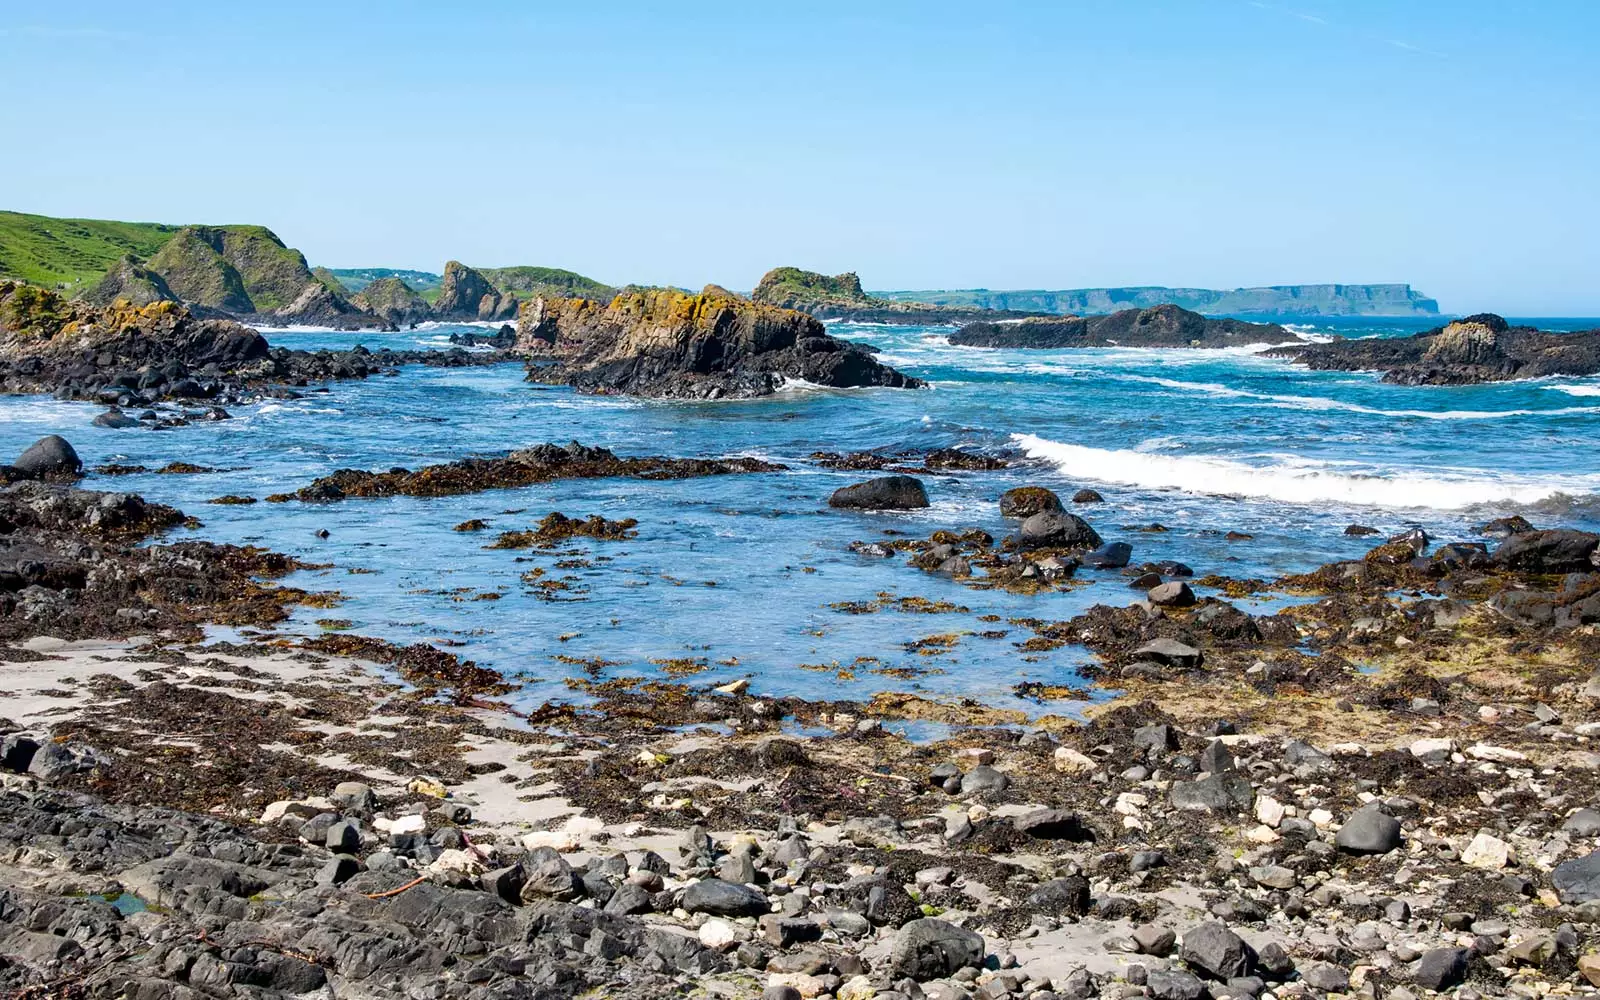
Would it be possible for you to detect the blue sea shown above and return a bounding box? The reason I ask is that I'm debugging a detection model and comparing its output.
[5,317,1599,720]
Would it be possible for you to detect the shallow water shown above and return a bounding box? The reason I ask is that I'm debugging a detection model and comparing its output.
[4,317,1598,716]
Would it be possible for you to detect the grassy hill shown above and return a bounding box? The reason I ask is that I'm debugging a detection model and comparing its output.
[0,211,180,293]
[480,265,614,301]
[323,268,444,296]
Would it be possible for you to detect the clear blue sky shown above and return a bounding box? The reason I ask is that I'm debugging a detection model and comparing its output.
[3,2,1596,314]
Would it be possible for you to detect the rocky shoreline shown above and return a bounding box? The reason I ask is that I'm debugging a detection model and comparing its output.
[8,438,1600,999]
[949,307,1290,350]
[1264,315,1600,385]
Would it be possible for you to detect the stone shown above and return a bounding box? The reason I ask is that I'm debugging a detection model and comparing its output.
[719,852,757,885]
[1133,924,1176,957]
[1199,739,1235,773]
[1132,638,1203,669]
[480,864,525,903]
[1408,737,1456,761]
[889,918,986,980]
[1254,795,1286,828]
[1134,723,1178,750]
[1083,541,1133,568]
[1000,486,1064,518]
[1248,866,1297,889]
[1412,948,1469,992]
[1461,832,1512,869]
[1180,922,1251,980]
[1018,511,1103,550]
[1563,808,1600,836]
[829,476,930,510]
[316,855,360,886]
[324,820,361,853]
[1026,877,1091,915]
[764,987,804,1000]
[14,435,82,478]
[760,914,822,948]
[960,765,1009,795]
[1579,954,1600,988]
[1334,803,1402,855]
[1552,849,1600,903]
[1148,581,1196,607]
[1300,961,1349,992]
[683,878,769,917]
[1506,934,1557,966]
[1053,746,1098,774]
[699,918,739,950]
[1146,969,1205,1000]
[26,743,82,781]
[521,847,581,900]
[331,781,377,813]
[0,734,40,773]
[1012,808,1091,841]
[1170,772,1254,814]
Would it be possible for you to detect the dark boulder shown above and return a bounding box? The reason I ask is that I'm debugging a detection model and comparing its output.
[1334,803,1403,855]
[1072,488,1104,503]
[1552,849,1600,904]
[999,486,1064,518]
[1026,876,1091,915]
[13,435,82,479]
[1180,922,1252,980]
[1083,541,1132,568]
[829,475,930,511]
[682,878,769,917]
[1412,947,1469,991]
[1012,808,1093,841]
[1018,511,1102,550]
[1148,581,1196,607]
[1493,530,1600,574]
[888,918,985,980]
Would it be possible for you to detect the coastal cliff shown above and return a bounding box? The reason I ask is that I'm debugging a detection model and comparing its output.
[883,283,1441,318]
[433,261,518,321]
[752,267,1042,324]
[1267,314,1600,385]
[353,276,432,327]
[950,304,1291,349]
[517,285,923,398]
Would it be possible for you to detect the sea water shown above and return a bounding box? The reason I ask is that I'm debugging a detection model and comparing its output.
[3,317,1597,716]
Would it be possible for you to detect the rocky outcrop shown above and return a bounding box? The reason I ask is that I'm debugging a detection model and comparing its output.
[516,287,924,398]
[950,304,1290,349]
[78,254,180,309]
[881,282,1442,318]
[1267,314,1600,384]
[752,267,1042,325]
[354,276,432,327]
[139,224,383,328]
[434,261,518,321]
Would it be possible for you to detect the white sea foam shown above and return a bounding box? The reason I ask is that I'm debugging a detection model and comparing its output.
[1547,384,1600,397]
[1013,433,1597,509]
[1110,374,1600,420]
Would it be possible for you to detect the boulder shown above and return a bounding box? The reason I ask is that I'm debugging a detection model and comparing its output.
[1148,581,1196,607]
[1131,638,1203,669]
[1083,541,1132,568]
[1146,969,1205,1000]
[888,918,986,980]
[1334,803,1402,855]
[829,476,930,510]
[1170,772,1254,814]
[13,436,82,479]
[1412,947,1469,991]
[1025,876,1091,915]
[682,878,769,917]
[1072,488,1104,503]
[1180,922,1252,980]
[999,486,1064,518]
[1492,529,1600,574]
[1018,511,1103,550]
[1012,808,1092,841]
[1553,849,1600,903]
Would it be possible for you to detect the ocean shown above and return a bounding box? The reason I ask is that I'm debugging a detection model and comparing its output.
[5,317,1598,725]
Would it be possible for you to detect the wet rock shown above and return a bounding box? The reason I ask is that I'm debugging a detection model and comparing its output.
[1131,638,1202,669]
[1083,541,1132,568]
[1000,486,1064,518]
[960,764,1009,795]
[889,918,986,980]
[1072,489,1104,504]
[1334,803,1402,855]
[683,878,769,917]
[14,435,83,478]
[1492,529,1600,573]
[829,475,931,511]
[1412,947,1469,991]
[1018,511,1103,550]
[1180,922,1252,980]
[1148,581,1196,607]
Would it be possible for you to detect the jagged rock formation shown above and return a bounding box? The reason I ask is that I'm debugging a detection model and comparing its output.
[882,283,1442,318]
[752,267,1041,325]
[434,261,518,321]
[1266,314,1600,385]
[141,225,381,328]
[516,286,924,398]
[353,276,432,327]
[950,304,1290,349]
[78,254,180,308]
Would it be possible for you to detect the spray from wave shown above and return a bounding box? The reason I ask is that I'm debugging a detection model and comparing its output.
[1112,374,1600,420]
[1013,433,1597,509]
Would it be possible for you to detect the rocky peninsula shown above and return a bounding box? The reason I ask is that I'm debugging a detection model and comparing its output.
[753,268,1044,325]
[517,286,924,398]
[949,305,1291,349]
[1265,315,1600,385]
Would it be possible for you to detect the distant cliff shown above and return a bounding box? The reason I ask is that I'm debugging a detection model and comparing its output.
[879,284,1440,318]
[752,267,1042,324]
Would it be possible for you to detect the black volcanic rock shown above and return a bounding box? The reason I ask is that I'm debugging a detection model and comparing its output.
[950,304,1289,349]
[1266,314,1600,384]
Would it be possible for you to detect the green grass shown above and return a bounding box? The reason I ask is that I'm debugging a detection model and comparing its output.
[323,267,444,295]
[0,210,180,292]
[479,265,614,300]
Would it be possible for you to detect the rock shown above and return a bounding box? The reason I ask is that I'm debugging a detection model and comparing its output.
[1000,486,1064,518]
[1408,737,1456,761]
[1299,961,1349,992]
[1461,832,1512,869]
[0,734,40,773]
[1563,808,1600,836]
[480,864,526,903]
[14,435,82,478]
[764,987,805,1000]
[1053,746,1098,774]
[1018,511,1103,550]
[1199,739,1235,773]
[1026,877,1091,915]
[1170,772,1254,814]
[1492,529,1600,574]
[324,820,361,853]
[1134,723,1179,750]
[92,408,142,429]
[1334,803,1402,855]
[960,764,1009,795]
[330,781,377,813]
[1507,934,1557,967]
[1148,581,1196,607]
[316,855,360,886]
[889,918,986,981]
[1133,924,1177,957]
[1012,809,1092,841]
[1145,968,1205,1000]
[1552,849,1600,903]
[683,878,769,917]
[829,475,930,510]
[1412,947,1469,992]
[699,918,740,950]
[1132,638,1202,669]
[26,743,83,781]
[1248,866,1297,890]
[1579,954,1600,988]
[1072,488,1104,503]
[1179,922,1251,980]
[521,846,581,900]
[1083,541,1132,569]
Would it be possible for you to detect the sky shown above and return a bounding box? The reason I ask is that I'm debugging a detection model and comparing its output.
[2,1,1596,314]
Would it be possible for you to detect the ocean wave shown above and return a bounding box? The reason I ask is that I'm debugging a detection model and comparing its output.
[1112,374,1600,420]
[1013,433,1598,509]
[1547,384,1600,397]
